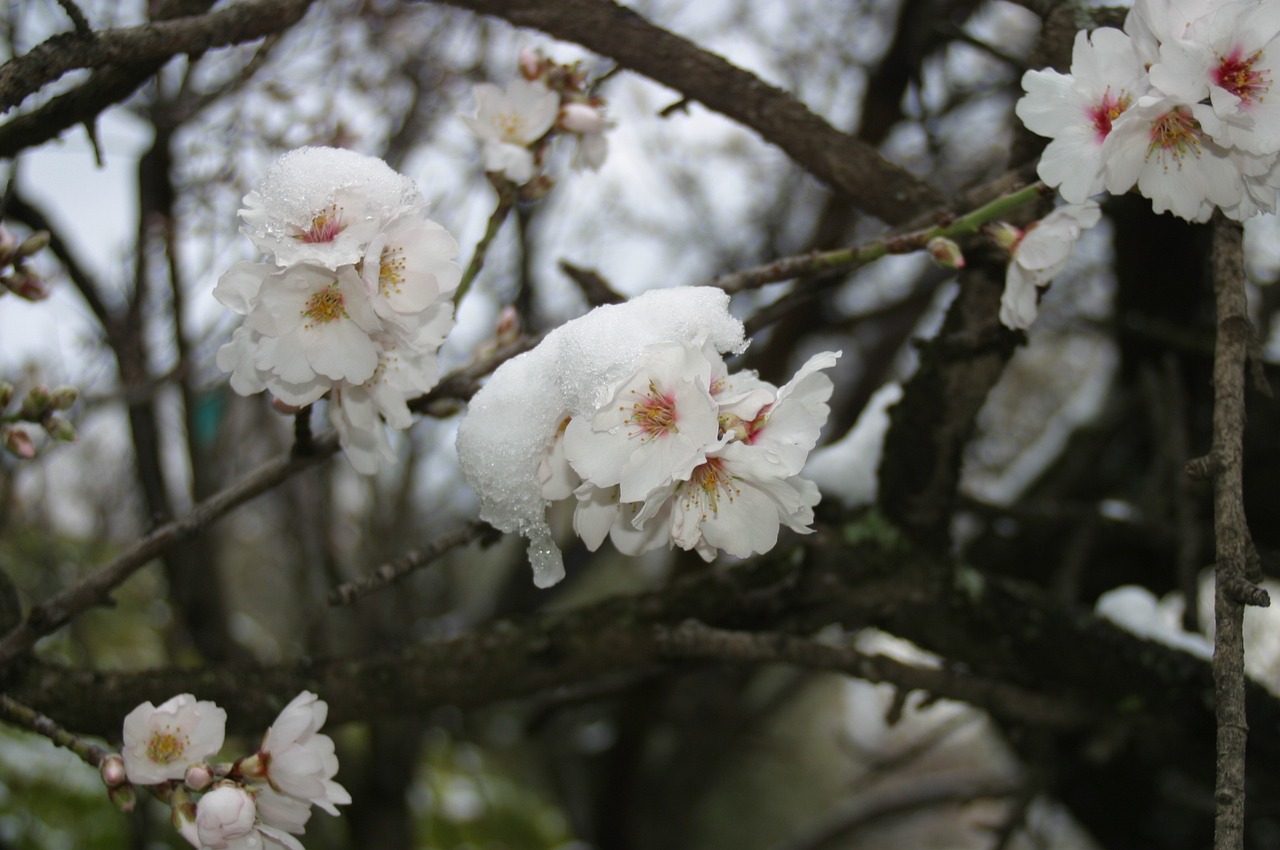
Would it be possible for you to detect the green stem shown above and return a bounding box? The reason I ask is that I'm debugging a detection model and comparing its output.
[714,181,1049,293]
[454,189,515,307]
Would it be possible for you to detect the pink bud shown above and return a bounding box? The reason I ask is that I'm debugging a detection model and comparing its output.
[559,102,606,135]
[4,268,49,301]
[184,763,214,791]
[100,753,128,788]
[3,426,35,459]
[926,236,966,270]
[0,225,17,261]
[495,305,521,345]
[108,782,137,812]
[518,47,544,80]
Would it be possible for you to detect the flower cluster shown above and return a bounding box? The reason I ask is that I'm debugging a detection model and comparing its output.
[463,48,614,187]
[214,146,461,474]
[1016,0,1280,222]
[544,342,839,564]
[456,287,838,587]
[105,692,348,850]
[0,223,51,301]
[0,381,78,458]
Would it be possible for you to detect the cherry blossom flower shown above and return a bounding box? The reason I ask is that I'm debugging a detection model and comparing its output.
[1125,0,1221,65]
[239,146,424,269]
[358,213,461,330]
[1149,0,1280,156]
[121,695,227,786]
[462,79,559,183]
[241,691,350,816]
[1016,28,1149,203]
[727,351,840,475]
[562,340,723,504]
[999,202,1101,331]
[1101,95,1244,221]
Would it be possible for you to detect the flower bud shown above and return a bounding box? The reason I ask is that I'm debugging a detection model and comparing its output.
[3,426,35,459]
[16,230,50,259]
[19,386,50,420]
[518,174,556,202]
[494,305,521,346]
[100,753,128,788]
[4,267,49,301]
[986,221,1023,253]
[0,382,13,409]
[108,782,137,813]
[926,236,965,270]
[184,762,214,791]
[518,47,544,80]
[0,225,17,261]
[48,386,78,411]
[559,102,606,135]
[43,416,76,443]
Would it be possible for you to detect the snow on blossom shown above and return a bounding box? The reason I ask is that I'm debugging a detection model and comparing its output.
[1016,28,1149,203]
[239,691,350,817]
[456,287,749,587]
[121,694,227,786]
[999,201,1101,331]
[214,147,461,474]
[462,79,560,183]
[239,147,424,269]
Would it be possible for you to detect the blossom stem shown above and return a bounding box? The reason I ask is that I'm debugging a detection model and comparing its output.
[713,181,1049,293]
[0,693,106,767]
[454,187,515,306]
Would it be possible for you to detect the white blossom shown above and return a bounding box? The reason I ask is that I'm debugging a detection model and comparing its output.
[250,691,350,816]
[559,101,612,171]
[359,213,461,331]
[999,202,1101,331]
[462,79,559,183]
[121,694,227,786]
[195,785,258,850]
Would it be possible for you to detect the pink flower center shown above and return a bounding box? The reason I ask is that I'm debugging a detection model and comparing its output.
[293,205,345,244]
[1214,47,1270,105]
[627,381,678,438]
[146,727,188,765]
[1146,107,1204,164]
[1088,88,1131,141]
[302,283,347,326]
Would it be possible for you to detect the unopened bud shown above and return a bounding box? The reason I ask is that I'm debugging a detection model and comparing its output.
[518,47,544,80]
[234,753,265,781]
[0,382,13,409]
[987,221,1023,253]
[559,101,606,135]
[42,415,76,442]
[16,230,50,259]
[0,226,17,261]
[100,753,128,788]
[4,268,49,301]
[184,763,214,791]
[494,305,520,345]
[108,782,137,813]
[19,386,50,420]
[2,426,33,459]
[48,386,78,411]
[926,236,965,270]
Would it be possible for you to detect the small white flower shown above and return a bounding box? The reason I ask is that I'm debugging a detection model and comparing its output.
[1016,28,1149,203]
[563,340,723,503]
[999,201,1102,331]
[121,694,226,786]
[252,691,350,816]
[359,213,461,330]
[730,351,840,475]
[462,79,560,183]
[559,101,612,171]
[239,146,424,269]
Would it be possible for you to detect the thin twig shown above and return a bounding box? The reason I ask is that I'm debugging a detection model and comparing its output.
[0,694,107,767]
[453,186,514,306]
[328,520,493,606]
[54,0,92,37]
[1203,213,1270,850]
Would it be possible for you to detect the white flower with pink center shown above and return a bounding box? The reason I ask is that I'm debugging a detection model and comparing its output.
[1102,96,1244,221]
[1000,201,1102,331]
[121,694,227,786]
[1149,0,1280,156]
[245,691,350,816]
[563,340,723,504]
[239,146,424,269]
[462,79,559,183]
[1016,28,1149,203]
[728,351,840,475]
